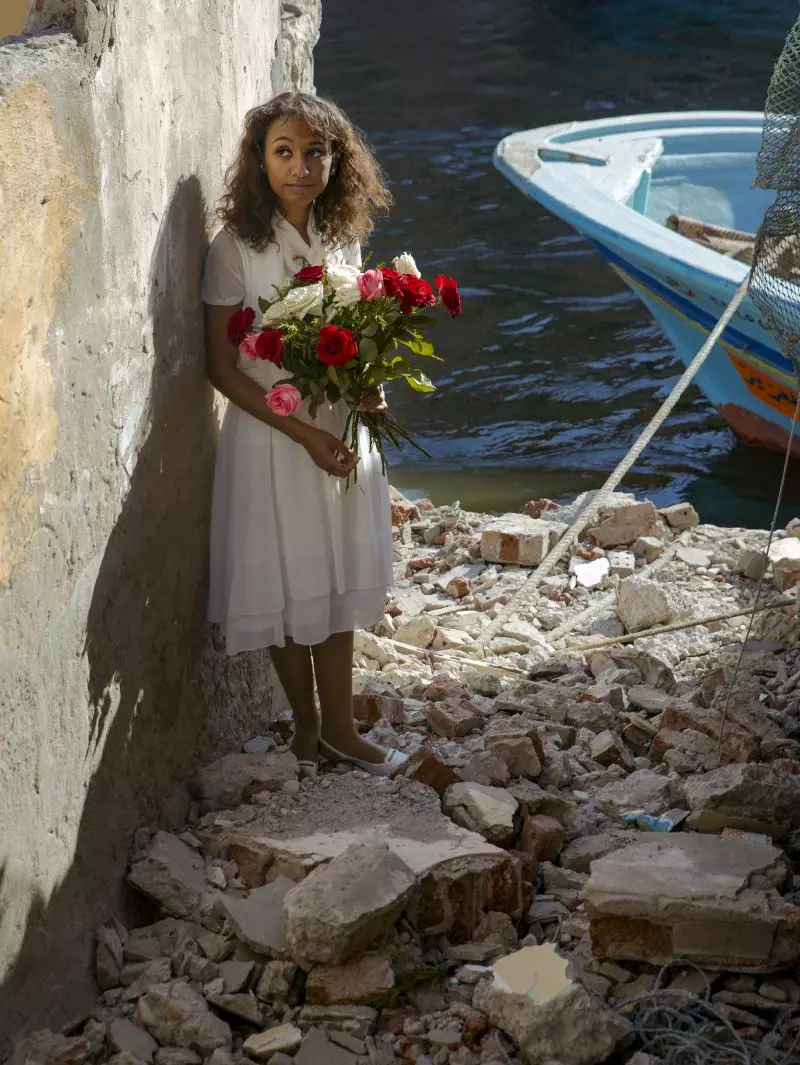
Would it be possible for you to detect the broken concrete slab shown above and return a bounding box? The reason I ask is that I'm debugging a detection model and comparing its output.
[194,753,299,813]
[138,982,232,1054]
[443,783,519,846]
[684,763,800,839]
[196,775,522,942]
[128,832,220,928]
[474,944,631,1065]
[584,833,800,972]
[284,842,415,967]
[216,878,293,958]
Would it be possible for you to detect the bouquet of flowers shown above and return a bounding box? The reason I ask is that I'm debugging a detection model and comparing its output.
[227,252,462,471]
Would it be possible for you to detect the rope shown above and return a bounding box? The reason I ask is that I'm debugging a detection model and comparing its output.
[476,275,752,650]
[563,595,797,655]
[716,390,800,761]
[613,960,800,1065]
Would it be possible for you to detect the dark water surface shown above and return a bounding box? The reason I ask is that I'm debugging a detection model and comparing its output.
[316,1,800,527]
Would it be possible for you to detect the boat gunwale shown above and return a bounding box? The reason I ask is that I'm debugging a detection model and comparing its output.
[493,111,763,290]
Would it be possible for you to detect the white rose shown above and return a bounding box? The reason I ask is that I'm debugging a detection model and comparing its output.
[263,282,324,323]
[326,264,362,308]
[392,252,421,278]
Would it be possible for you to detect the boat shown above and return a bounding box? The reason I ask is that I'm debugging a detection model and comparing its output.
[493,112,800,456]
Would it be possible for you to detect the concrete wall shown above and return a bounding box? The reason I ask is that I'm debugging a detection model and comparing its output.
[0,0,320,1046]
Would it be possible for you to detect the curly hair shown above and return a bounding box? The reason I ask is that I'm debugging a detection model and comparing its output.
[217,92,393,251]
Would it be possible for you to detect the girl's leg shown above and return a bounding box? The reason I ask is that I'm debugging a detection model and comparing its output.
[312,630,388,764]
[270,638,319,763]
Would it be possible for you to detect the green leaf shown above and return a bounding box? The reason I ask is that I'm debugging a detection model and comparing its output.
[404,369,436,393]
[258,297,268,313]
[326,365,340,387]
[402,337,435,357]
[362,323,378,338]
[359,337,379,363]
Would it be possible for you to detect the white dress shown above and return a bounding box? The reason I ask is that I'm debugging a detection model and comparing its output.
[201,213,393,654]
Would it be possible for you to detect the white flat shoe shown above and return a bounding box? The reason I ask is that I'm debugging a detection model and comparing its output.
[319,739,409,777]
[297,760,318,780]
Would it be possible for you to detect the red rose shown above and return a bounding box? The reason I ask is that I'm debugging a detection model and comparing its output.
[294,265,324,285]
[400,276,436,316]
[255,328,284,364]
[380,267,408,301]
[227,306,255,346]
[436,274,462,318]
[317,324,358,367]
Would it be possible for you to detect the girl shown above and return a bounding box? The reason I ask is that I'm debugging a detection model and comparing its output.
[202,92,407,777]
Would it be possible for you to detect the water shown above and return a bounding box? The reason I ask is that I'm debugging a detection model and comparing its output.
[315,0,800,527]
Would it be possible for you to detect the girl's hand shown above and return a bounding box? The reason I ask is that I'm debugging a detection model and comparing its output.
[359,387,388,415]
[302,427,360,477]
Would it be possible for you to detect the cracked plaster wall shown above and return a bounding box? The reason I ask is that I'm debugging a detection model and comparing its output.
[0,0,319,1046]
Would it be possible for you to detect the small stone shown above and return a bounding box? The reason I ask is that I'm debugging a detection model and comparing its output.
[97,925,124,991]
[570,557,610,589]
[296,1028,362,1064]
[395,615,437,648]
[443,783,518,846]
[596,768,671,817]
[426,700,483,739]
[216,878,293,957]
[205,991,263,1026]
[138,982,232,1054]
[632,536,664,563]
[597,962,633,984]
[485,734,542,779]
[659,502,699,530]
[255,960,297,1003]
[402,748,459,796]
[735,547,769,580]
[590,730,635,772]
[327,1031,366,1056]
[154,1051,201,1065]
[218,960,256,994]
[427,1028,462,1047]
[759,981,788,1002]
[608,551,635,578]
[108,1019,159,1064]
[243,1025,303,1061]
[127,832,216,924]
[306,955,395,1006]
[676,546,711,568]
[617,577,686,633]
[206,866,227,890]
[519,811,565,862]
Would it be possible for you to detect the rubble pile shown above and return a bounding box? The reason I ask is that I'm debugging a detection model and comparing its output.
[14,490,800,1065]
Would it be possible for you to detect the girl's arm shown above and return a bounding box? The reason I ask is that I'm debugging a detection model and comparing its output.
[205,303,359,476]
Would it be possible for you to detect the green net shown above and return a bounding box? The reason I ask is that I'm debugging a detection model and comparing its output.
[749,15,800,376]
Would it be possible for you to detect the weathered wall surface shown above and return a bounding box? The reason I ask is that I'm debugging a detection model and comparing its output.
[0,0,319,1046]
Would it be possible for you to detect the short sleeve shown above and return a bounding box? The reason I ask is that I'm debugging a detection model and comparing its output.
[201,229,247,306]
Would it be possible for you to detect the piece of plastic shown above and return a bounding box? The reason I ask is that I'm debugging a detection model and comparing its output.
[622,808,689,832]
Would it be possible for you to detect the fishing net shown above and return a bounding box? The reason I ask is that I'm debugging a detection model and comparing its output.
[749,14,800,376]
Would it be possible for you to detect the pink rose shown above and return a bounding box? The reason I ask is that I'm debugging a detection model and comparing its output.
[239,333,260,360]
[357,269,386,302]
[265,383,302,416]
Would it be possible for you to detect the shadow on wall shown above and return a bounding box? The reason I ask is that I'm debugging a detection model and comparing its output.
[0,175,219,1046]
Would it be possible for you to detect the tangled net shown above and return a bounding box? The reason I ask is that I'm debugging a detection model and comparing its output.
[613,963,800,1065]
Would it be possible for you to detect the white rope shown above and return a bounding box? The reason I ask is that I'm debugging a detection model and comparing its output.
[476,274,752,650]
